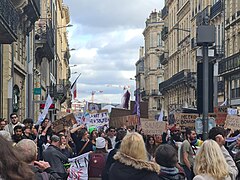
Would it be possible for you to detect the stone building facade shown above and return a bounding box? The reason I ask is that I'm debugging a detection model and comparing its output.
[136,10,164,120]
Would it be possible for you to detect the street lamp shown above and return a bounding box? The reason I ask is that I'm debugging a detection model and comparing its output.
[69,64,77,68]
[57,24,73,29]
[71,72,78,75]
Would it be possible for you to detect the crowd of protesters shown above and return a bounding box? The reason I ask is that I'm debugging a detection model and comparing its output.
[1,112,240,180]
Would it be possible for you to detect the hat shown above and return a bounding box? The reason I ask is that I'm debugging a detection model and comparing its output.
[89,126,97,134]
[96,137,106,149]
[51,135,60,142]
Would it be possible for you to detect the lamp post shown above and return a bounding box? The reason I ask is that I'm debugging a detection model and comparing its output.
[57,24,73,29]
[196,16,215,140]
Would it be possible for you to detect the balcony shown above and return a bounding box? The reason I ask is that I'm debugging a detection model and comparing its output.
[196,6,210,26]
[218,80,224,94]
[213,45,224,58]
[35,21,55,60]
[159,52,168,65]
[161,6,168,19]
[210,0,223,19]
[219,52,240,75]
[23,0,40,28]
[141,90,149,100]
[0,0,19,43]
[159,69,190,93]
[161,26,168,41]
[150,89,162,97]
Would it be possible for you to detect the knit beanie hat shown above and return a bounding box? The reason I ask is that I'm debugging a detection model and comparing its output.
[96,137,106,149]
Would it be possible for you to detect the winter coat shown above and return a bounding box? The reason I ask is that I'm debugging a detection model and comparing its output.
[30,165,61,180]
[109,151,160,180]
[158,166,185,180]
[42,145,68,179]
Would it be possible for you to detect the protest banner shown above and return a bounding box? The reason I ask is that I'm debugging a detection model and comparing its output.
[174,113,198,130]
[141,121,166,135]
[109,115,138,128]
[211,106,227,125]
[87,110,109,129]
[53,113,77,133]
[224,115,240,131]
[195,117,216,134]
[68,152,89,180]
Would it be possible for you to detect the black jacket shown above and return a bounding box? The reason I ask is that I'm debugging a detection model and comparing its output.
[102,141,121,180]
[158,171,185,180]
[42,145,68,179]
[109,152,160,180]
[30,165,61,180]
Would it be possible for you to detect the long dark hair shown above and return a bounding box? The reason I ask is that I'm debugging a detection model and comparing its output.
[145,135,158,157]
[0,136,34,180]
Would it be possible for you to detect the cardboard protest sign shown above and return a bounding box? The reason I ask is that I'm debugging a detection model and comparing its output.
[109,115,138,128]
[53,113,77,133]
[68,152,89,180]
[87,110,109,129]
[141,121,166,135]
[224,115,240,131]
[212,107,227,125]
[175,113,198,130]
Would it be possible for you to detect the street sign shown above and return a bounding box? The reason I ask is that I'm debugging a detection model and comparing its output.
[195,117,216,134]
[34,88,41,95]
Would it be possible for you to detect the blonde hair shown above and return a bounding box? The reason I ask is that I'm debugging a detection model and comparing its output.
[119,132,148,161]
[194,139,229,179]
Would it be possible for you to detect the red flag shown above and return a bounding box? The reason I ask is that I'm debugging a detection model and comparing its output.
[71,73,81,99]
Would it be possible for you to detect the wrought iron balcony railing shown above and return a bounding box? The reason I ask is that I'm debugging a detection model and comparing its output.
[0,0,19,43]
[161,26,168,41]
[210,0,223,19]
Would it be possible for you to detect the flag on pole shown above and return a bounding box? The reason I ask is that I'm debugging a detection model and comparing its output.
[220,98,227,106]
[158,108,164,121]
[71,73,81,99]
[36,94,53,125]
[120,90,131,109]
[133,89,140,125]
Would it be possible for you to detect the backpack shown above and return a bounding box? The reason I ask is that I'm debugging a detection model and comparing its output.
[89,153,107,178]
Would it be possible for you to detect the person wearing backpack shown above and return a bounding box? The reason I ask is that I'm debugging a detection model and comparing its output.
[89,137,108,180]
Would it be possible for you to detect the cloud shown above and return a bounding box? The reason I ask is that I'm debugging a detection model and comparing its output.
[64,0,164,103]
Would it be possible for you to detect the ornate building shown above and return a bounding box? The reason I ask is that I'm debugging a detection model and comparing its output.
[135,10,164,120]
[0,0,72,121]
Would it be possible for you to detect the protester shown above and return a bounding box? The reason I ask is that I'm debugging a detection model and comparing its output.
[229,137,240,156]
[59,134,74,158]
[179,128,196,180]
[89,137,108,180]
[0,136,35,180]
[43,135,68,179]
[102,129,127,180]
[12,125,24,144]
[23,125,36,140]
[0,118,6,130]
[208,127,238,180]
[16,139,61,179]
[109,132,160,180]
[193,140,230,180]
[145,135,158,160]
[107,127,116,148]
[70,124,93,155]
[4,113,23,135]
[89,127,98,150]
[37,119,52,159]
[0,130,12,141]
[155,144,185,180]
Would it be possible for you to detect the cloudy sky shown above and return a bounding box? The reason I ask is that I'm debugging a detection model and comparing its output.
[63,0,164,104]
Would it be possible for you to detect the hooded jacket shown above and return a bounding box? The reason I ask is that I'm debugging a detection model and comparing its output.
[109,152,160,180]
